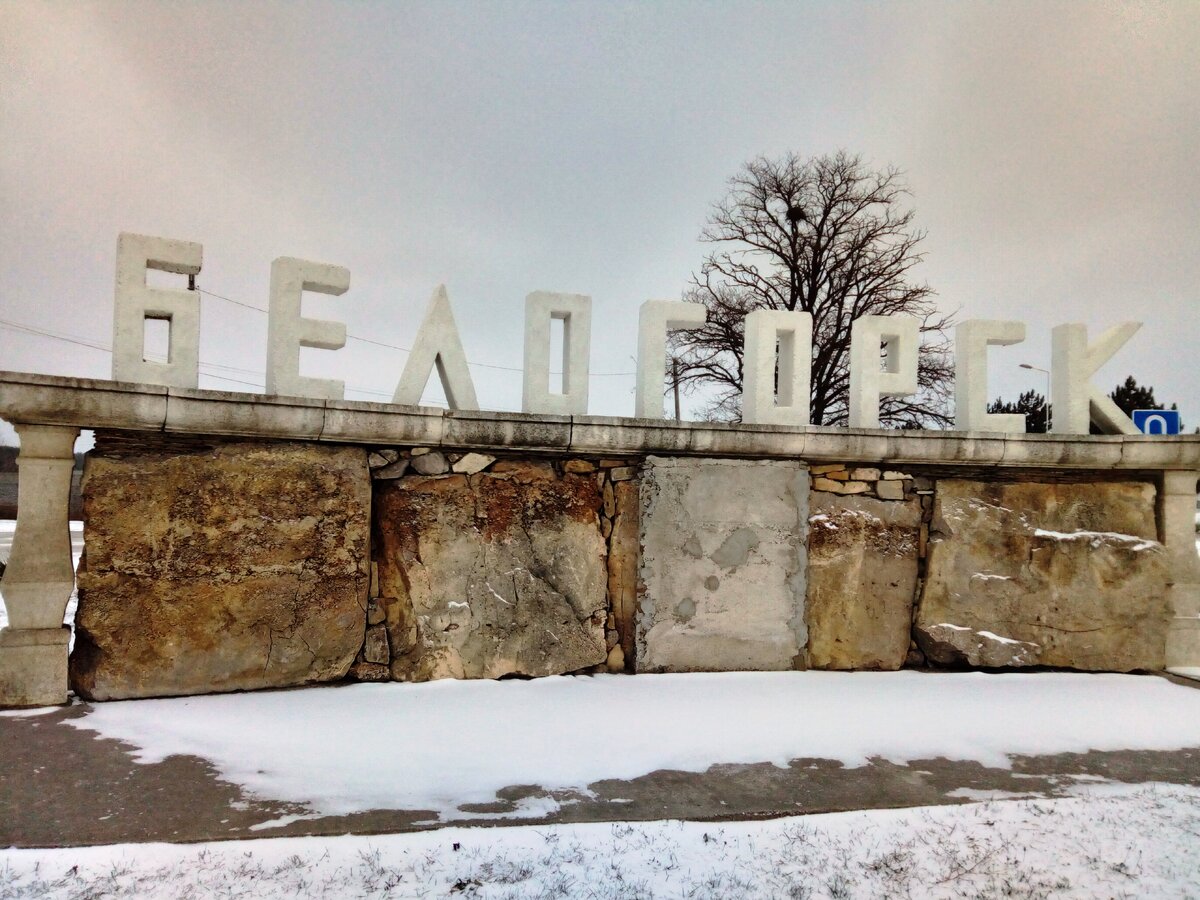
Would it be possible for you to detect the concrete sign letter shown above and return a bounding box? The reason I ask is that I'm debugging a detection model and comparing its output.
[848,315,919,428]
[266,257,349,400]
[522,291,591,415]
[1050,322,1141,434]
[393,285,479,410]
[635,300,706,419]
[111,232,202,388]
[954,320,1026,433]
[742,309,813,426]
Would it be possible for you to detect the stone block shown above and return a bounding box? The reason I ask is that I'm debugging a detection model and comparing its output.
[374,466,607,681]
[606,644,625,673]
[411,451,449,475]
[812,477,869,495]
[850,467,881,481]
[364,624,390,664]
[806,494,921,670]
[918,623,1040,667]
[366,597,387,625]
[371,458,410,480]
[916,480,1169,672]
[564,459,596,474]
[875,479,906,501]
[348,661,391,682]
[637,457,808,672]
[70,441,370,700]
[610,466,637,482]
[0,626,71,708]
[1167,616,1200,669]
[452,452,495,474]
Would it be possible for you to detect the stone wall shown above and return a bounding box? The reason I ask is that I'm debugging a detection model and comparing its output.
[65,435,1177,701]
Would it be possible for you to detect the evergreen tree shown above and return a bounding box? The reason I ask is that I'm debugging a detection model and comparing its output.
[986,390,1049,433]
[1090,376,1182,433]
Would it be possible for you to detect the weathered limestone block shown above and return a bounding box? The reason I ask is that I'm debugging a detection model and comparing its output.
[375,463,607,681]
[806,494,921,670]
[875,480,906,501]
[916,480,1169,672]
[70,441,370,700]
[637,457,808,672]
[452,453,495,475]
[919,623,1040,668]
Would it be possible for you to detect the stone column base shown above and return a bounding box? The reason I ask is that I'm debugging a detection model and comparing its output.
[0,626,71,708]
[1165,616,1200,671]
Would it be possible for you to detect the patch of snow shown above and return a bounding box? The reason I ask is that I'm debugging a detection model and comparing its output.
[1033,528,1159,552]
[3,785,1199,899]
[944,787,1038,801]
[248,813,322,832]
[446,601,470,610]
[482,582,510,605]
[976,631,1028,646]
[970,573,1012,583]
[62,671,1200,821]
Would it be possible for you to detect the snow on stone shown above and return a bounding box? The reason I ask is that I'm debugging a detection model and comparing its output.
[1033,528,1160,552]
[61,671,1200,821]
[976,630,1028,646]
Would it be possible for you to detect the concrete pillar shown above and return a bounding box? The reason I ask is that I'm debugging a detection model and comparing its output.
[1159,470,1200,672]
[0,424,79,707]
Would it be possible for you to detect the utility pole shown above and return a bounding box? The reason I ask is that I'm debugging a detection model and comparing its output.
[671,358,681,422]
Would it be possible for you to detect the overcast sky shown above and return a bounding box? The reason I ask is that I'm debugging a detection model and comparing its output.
[1,0,1197,446]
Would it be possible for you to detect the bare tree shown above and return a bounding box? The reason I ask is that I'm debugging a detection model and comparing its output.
[671,151,954,426]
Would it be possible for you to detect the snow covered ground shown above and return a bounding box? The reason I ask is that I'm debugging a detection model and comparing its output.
[19,671,1200,824]
[2,784,1198,898]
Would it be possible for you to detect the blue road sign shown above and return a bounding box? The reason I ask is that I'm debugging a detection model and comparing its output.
[1133,409,1181,435]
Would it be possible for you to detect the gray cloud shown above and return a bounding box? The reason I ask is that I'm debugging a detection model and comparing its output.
[2,0,1196,446]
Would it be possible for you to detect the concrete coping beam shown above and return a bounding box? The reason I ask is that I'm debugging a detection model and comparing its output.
[1,370,1199,470]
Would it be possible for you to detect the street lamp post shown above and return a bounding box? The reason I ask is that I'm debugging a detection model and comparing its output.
[1019,363,1051,432]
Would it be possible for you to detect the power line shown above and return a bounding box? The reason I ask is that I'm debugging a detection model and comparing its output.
[195,287,637,377]
[0,317,453,407]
